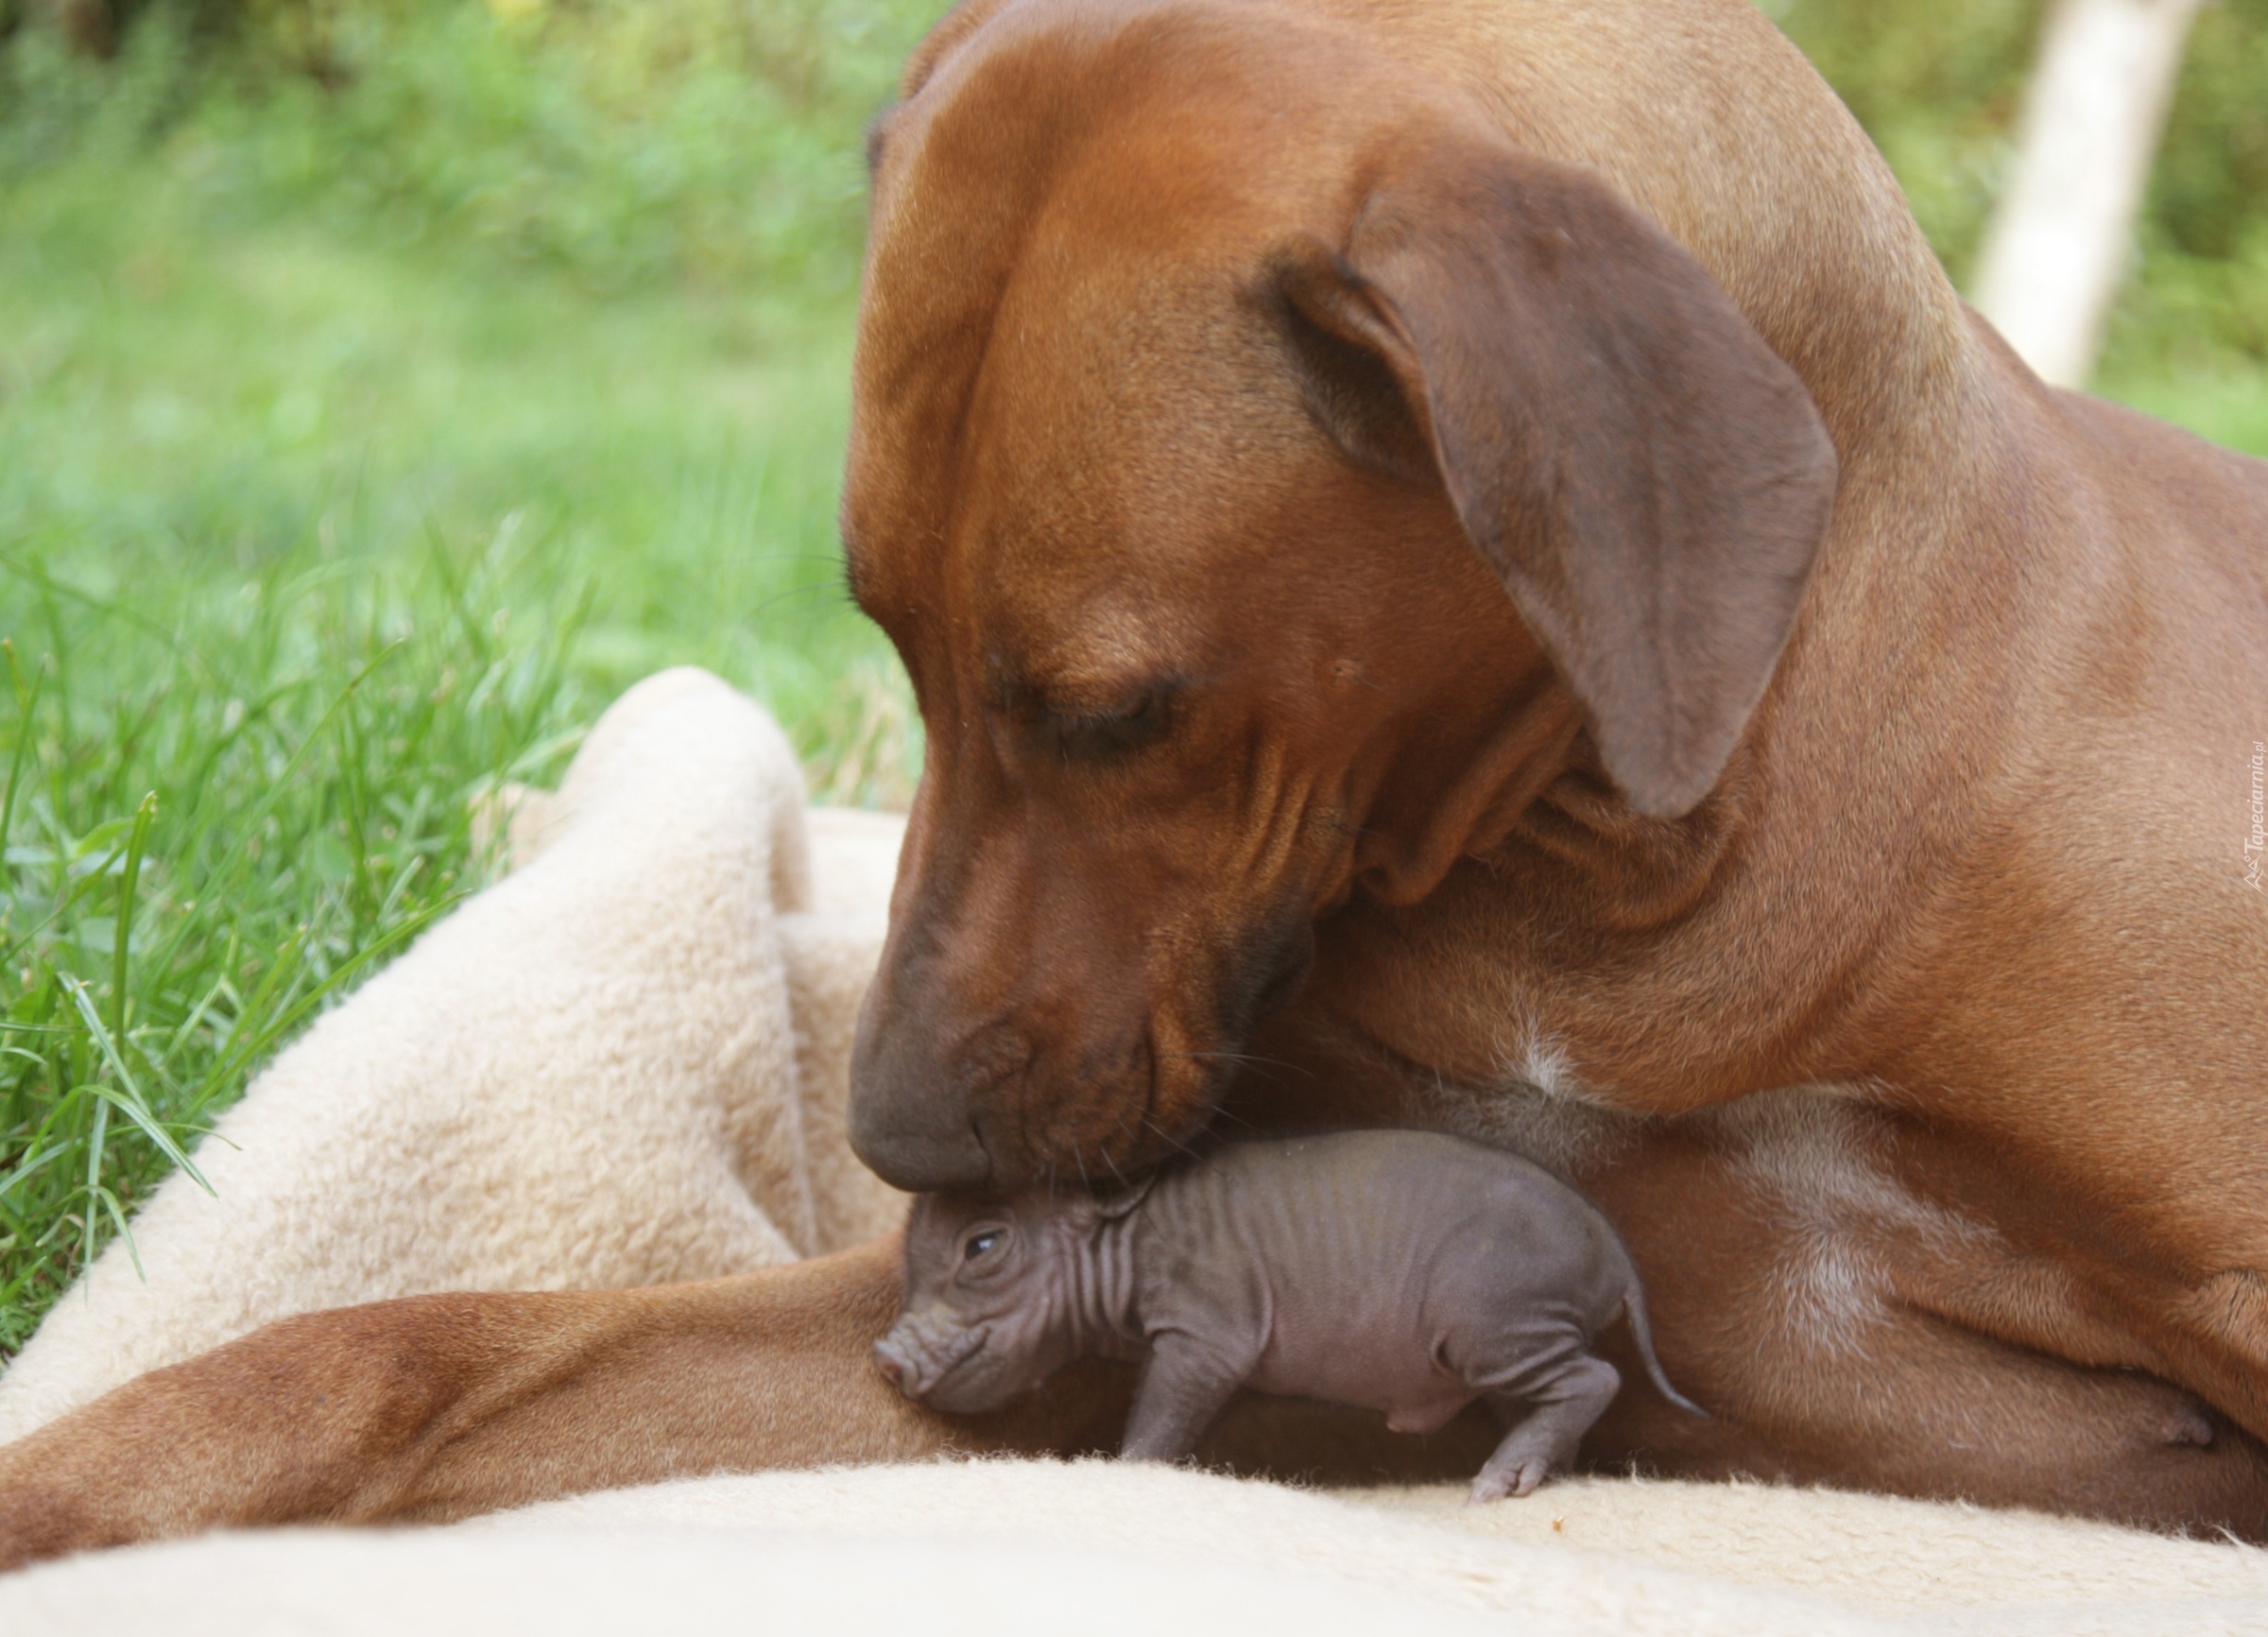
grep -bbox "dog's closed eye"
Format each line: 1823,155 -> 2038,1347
1042,687 -> 1177,762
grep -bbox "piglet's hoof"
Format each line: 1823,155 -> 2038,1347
1466,1456 -> 1554,1503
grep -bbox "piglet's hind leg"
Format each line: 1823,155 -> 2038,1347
1469,1353 -> 1622,1502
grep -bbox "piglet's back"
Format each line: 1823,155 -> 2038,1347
1135,1130 -> 1629,1355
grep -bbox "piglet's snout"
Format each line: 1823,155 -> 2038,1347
872,1329 -> 923,1395
871,1341 -> 907,1390
874,1316 -> 994,1404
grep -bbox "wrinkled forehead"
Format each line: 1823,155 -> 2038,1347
842,2 -> 1372,637
960,277 -> 1316,682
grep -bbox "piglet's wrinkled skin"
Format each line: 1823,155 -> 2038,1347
875,1129 -> 1704,1501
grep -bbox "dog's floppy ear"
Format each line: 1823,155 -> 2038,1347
1275,138 -> 1837,818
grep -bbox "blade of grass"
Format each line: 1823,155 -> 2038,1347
77,1071 -> 109,1273
0,641 -> 46,868
0,834 -> 135,975
187,922 -> 310,1110
142,646 -> 402,986
0,1139 -> 70,1205
91,1184 -> 143,1281
111,792 -> 156,1041
62,979 -> 212,1194
188,889 -> 460,1114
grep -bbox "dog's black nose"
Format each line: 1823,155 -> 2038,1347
851,1118 -> 994,1193
848,933 -> 1009,1191
846,1058 -> 996,1192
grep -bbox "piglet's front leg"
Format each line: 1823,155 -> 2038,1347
1121,1333 -> 1251,1463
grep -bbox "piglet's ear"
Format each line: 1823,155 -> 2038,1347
1275,138 -> 1837,818
1096,1173 -> 1158,1219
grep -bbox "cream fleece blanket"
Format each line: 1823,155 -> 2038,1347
2,668 -> 2263,1636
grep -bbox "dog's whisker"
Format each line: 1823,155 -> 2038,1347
1099,1125 -> 1130,1188
1139,1114 -> 1201,1161
1161,1049 -> 1317,1083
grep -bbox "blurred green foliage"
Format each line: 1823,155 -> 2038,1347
0,0 -> 928,295
1777,0 -> 2268,436
2128,0 -> 2268,389
9,0 -> 2268,410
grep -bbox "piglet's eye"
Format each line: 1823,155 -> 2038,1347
964,1231 -> 1003,1262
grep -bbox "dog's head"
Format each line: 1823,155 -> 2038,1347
844,0 -> 1837,1191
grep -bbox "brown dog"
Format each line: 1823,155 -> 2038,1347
5,0 -> 2268,1565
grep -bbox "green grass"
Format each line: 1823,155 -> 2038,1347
1,0 -> 2266,1360
0,0 -> 935,1351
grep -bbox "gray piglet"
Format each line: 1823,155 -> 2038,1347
874,1129 -> 1704,1501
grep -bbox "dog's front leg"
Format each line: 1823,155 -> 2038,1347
0,1237 -> 1125,1571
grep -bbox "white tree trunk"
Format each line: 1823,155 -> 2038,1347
1970,0 -> 2206,388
